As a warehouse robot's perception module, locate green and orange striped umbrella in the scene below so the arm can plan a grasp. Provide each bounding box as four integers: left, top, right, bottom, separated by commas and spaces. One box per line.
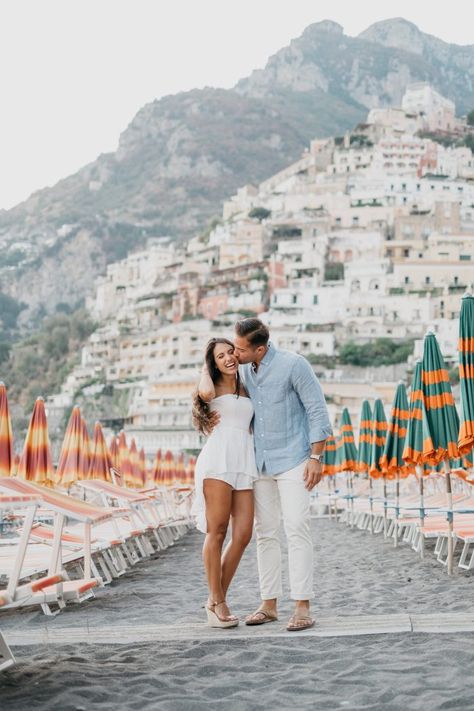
118, 431, 133, 488
336, 408, 358, 472
88, 422, 113, 481
421, 331, 460, 464
17, 397, 54, 485
0, 382, 14, 477
368, 399, 388, 479
356, 400, 373, 473
402, 360, 434, 467
380, 383, 414, 479
56, 406, 87, 486
458, 293, 474, 455
322, 435, 338, 477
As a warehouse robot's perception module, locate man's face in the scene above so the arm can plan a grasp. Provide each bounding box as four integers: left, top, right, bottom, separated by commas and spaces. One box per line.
234, 334, 262, 364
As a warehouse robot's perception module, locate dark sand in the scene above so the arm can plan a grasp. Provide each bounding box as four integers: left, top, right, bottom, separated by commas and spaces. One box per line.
1, 518, 473, 710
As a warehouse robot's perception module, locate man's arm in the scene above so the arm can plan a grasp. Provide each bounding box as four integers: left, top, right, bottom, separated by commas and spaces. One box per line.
291, 355, 332, 490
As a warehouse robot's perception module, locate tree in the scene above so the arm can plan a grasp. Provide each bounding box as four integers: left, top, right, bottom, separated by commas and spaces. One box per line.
248, 207, 271, 221
339, 338, 414, 367
467, 110, 474, 127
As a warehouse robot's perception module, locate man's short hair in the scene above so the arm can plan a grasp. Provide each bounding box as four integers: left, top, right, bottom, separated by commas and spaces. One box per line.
235, 318, 270, 348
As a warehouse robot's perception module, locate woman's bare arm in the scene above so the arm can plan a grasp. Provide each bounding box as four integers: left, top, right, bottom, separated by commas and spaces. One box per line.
198, 364, 215, 402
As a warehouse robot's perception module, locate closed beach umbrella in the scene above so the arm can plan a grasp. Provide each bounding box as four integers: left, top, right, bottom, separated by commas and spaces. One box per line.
356, 400, 373, 473
0, 382, 14, 477
152, 449, 162, 486
458, 293, 474, 456
17, 397, 54, 485
80, 417, 92, 479
108, 435, 122, 485
175, 452, 186, 486
336, 408, 358, 527
403, 360, 432, 556
139, 447, 147, 487
88, 422, 113, 481
162, 450, 174, 487
369, 399, 388, 479
185, 456, 196, 486
322, 435, 338, 477
118, 431, 133, 488
380, 383, 413, 545
56, 406, 86, 486
129, 438, 142, 488
421, 331, 460, 574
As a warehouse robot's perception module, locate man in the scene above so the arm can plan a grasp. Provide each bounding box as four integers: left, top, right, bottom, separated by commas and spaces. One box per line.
234, 317, 332, 631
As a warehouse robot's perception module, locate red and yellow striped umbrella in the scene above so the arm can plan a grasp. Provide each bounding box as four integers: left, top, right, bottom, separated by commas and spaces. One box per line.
17, 397, 54, 485
138, 447, 147, 487
356, 400, 373, 473
0, 382, 14, 477
421, 331, 460, 464
322, 436, 338, 477
108, 435, 123, 485
56, 406, 87, 486
88, 422, 113, 481
80, 417, 91, 478
118, 431, 133, 488
152, 449, 162, 485
380, 383, 414, 479
174, 452, 186, 486
369, 399, 388, 479
336, 408, 358, 472
185, 456, 196, 486
458, 293, 474, 455
162, 450, 175, 487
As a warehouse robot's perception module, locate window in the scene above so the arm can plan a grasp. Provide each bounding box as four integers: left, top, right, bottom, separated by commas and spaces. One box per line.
425, 276, 431, 285
454, 276, 459, 285
404, 276, 410, 284
460, 255, 471, 261
313, 295, 318, 305
404, 249, 410, 257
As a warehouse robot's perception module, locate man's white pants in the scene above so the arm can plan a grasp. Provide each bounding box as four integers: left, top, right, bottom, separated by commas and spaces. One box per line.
254, 461, 314, 601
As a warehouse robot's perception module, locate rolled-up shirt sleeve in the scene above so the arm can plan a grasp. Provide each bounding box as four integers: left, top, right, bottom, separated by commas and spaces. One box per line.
291, 356, 333, 443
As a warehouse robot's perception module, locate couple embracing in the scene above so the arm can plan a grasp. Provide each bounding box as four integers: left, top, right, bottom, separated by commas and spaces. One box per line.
191, 318, 332, 631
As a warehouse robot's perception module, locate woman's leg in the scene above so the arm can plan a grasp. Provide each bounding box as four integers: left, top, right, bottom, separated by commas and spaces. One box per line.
203, 478, 233, 611
221, 489, 254, 598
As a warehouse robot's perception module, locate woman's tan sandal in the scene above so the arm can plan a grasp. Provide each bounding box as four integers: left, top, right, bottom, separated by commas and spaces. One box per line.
286, 615, 314, 632
245, 609, 278, 626
206, 601, 239, 629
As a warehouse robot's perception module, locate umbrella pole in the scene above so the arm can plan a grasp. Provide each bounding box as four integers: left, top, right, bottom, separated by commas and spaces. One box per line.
443, 459, 454, 576
394, 472, 400, 548
416, 465, 425, 559
350, 471, 355, 529
368, 473, 374, 534
383, 476, 388, 539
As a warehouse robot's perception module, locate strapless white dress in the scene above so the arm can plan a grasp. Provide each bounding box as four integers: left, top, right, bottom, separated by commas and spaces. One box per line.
192, 394, 258, 533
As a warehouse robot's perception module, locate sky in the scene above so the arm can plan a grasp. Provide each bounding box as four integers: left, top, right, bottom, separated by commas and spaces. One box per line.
0, 0, 473, 211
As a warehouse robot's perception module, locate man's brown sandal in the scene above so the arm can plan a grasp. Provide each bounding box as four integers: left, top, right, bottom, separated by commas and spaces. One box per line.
286, 615, 314, 632
245, 610, 278, 626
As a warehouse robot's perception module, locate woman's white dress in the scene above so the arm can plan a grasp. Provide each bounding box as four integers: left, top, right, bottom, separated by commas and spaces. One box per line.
192, 394, 258, 533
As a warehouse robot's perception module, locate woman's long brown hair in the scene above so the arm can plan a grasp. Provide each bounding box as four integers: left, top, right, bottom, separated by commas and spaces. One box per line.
192, 338, 240, 435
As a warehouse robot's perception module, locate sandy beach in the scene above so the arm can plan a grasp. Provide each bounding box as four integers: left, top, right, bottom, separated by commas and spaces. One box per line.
1, 517, 474, 710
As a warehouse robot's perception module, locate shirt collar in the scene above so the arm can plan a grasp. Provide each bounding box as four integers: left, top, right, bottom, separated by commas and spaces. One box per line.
252, 341, 276, 371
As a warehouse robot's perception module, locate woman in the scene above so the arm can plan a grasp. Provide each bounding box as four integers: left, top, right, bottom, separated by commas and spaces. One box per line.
191, 337, 257, 628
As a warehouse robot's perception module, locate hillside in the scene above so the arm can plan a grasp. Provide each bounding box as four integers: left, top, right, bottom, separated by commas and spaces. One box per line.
1, 17, 473, 327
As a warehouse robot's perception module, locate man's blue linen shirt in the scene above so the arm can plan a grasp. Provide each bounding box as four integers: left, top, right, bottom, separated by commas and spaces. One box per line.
240, 343, 333, 476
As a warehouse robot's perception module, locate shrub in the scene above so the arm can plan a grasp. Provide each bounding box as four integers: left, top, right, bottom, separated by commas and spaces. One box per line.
339, 338, 414, 367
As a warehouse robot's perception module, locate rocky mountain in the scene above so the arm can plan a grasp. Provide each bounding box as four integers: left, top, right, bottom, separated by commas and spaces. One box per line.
1, 18, 473, 327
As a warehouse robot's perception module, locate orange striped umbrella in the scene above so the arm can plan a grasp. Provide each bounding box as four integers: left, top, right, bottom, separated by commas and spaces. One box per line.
175, 452, 186, 486
152, 449, 162, 485
56, 406, 87, 486
118, 431, 133, 487
128, 438, 142, 488
0, 382, 14, 477
17, 397, 54, 485
108, 435, 123, 485
88, 422, 113, 481
458, 293, 474, 455
139, 447, 147, 487
162, 450, 174, 487
80, 417, 91, 479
